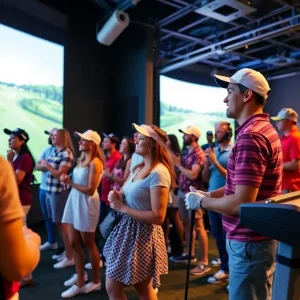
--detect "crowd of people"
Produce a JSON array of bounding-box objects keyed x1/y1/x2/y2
[{"x1": 1, "y1": 68, "x2": 300, "y2": 300}]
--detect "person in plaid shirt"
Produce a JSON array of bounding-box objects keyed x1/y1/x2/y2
[
  {"x1": 40, "y1": 128, "x2": 75, "y2": 269},
  {"x1": 170, "y1": 125, "x2": 210, "y2": 277}
]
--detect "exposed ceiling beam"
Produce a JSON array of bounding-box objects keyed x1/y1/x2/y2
[
  {"x1": 160, "y1": 15, "x2": 300, "y2": 73},
  {"x1": 157, "y1": 0, "x2": 183, "y2": 9}
]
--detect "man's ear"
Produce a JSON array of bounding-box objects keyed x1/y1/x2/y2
[{"x1": 243, "y1": 89, "x2": 253, "y2": 103}]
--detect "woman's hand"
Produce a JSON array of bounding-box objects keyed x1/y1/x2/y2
[
  {"x1": 7, "y1": 149, "x2": 15, "y2": 162},
  {"x1": 40, "y1": 159, "x2": 49, "y2": 169},
  {"x1": 60, "y1": 173, "x2": 72, "y2": 185},
  {"x1": 108, "y1": 187, "x2": 125, "y2": 212}
]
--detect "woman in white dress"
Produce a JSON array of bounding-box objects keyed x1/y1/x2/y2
[{"x1": 60, "y1": 130, "x2": 105, "y2": 298}]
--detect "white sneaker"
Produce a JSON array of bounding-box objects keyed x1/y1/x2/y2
[
  {"x1": 207, "y1": 269, "x2": 229, "y2": 283},
  {"x1": 40, "y1": 242, "x2": 58, "y2": 251},
  {"x1": 53, "y1": 257, "x2": 74, "y2": 269},
  {"x1": 211, "y1": 258, "x2": 221, "y2": 266},
  {"x1": 84, "y1": 260, "x2": 103, "y2": 270},
  {"x1": 61, "y1": 285, "x2": 86, "y2": 298},
  {"x1": 57, "y1": 253, "x2": 65, "y2": 261},
  {"x1": 64, "y1": 272, "x2": 88, "y2": 287},
  {"x1": 85, "y1": 281, "x2": 101, "y2": 294},
  {"x1": 52, "y1": 251, "x2": 65, "y2": 260}
]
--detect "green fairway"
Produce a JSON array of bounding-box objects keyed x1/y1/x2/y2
[{"x1": 0, "y1": 84, "x2": 63, "y2": 183}]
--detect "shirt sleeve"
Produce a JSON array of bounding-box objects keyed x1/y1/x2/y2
[
  {"x1": 15, "y1": 154, "x2": 33, "y2": 173},
  {"x1": 233, "y1": 133, "x2": 269, "y2": 187},
  {"x1": 193, "y1": 148, "x2": 206, "y2": 167},
  {"x1": 0, "y1": 157, "x2": 24, "y2": 223},
  {"x1": 60, "y1": 150, "x2": 74, "y2": 168},
  {"x1": 149, "y1": 165, "x2": 171, "y2": 189},
  {"x1": 288, "y1": 135, "x2": 300, "y2": 160}
]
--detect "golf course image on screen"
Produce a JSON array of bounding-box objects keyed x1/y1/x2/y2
[
  {"x1": 0, "y1": 23, "x2": 64, "y2": 183},
  {"x1": 160, "y1": 75, "x2": 234, "y2": 147}
]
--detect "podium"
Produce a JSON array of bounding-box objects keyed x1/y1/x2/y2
[{"x1": 240, "y1": 191, "x2": 300, "y2": 300}]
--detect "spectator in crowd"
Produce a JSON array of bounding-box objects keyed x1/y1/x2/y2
[
  {"x1": 271, "y1": 108, "x2": 300, "y2": 193},
  {"x1": 60, "y1": 130, "x2": 105, "y2": 298},
  {"x1": 171, "y1": 126, "x2": 210, "y2": 277},
  {"x1": 202, "y1": 121, "x2": 233, "y2": 288},
  {"x1": 104, "y1": 124, "x2": 175, "y2": 300},
  {"x1": 36, "y1": 129, "x2": 57, "y2": 252},
  {"x1": 40, "y1": 128, "x2": 75, "y2": 269}
]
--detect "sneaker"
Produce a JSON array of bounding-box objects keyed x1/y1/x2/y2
[
  {"x1": 190, "y1": 263, "x2": 211, "y2": 276},
  {"x1": 226, "y1": 284, "x2": 229, "y2": 293},
  {"x1": 64, "y1": 272, "x2": 88, "y2": 287},
  {"x1": 169, "y1": 253, "x2": 197, "y2": 264},
  {"x1": 61, "y1": 285, "x2": 86, "y2": 298},
  {"x1": 57, "y1": 253, "x2": 65, "y2": 261},
  {"x1": 85, "y1": 260, "x2": 103, "y2": 270},
  {"x1": 52, "y1": 247, "x2": 65, "y2": 259},
  {"x1": 53, "y1": 257, "x2": 74, "y2": 269},
  {"x1": 85, "y1": 281, "x2": 101, "y2": 294},
  {"x1": 40, "y1": 242, "x2": 58, "y2": 251},
  {"x1": 211, "y1": 258, "x2": 221, "y2": 266},
  {"x1": 207, "y1": 270, "x2": 229, "y2": 283}
]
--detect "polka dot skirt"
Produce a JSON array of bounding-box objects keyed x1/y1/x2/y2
[{"x1": 103, "y1": 214, "x2": 168, "y2": 288}]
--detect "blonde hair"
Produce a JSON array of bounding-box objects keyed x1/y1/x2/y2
[
  {"x1": 56, "y1": 129, "x2": 76, "y2": 157},
  {"x1": 78, "y1": 142, "x2": 105, "y2": 167}
]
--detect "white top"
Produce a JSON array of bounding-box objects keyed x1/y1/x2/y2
[{"x1": 123, "y1": 163, "x2": 171, "y2": 211}]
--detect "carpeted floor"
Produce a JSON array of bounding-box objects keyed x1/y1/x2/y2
[{"x1": 20, "y1": 223, "x2": 229, "y2": 300}]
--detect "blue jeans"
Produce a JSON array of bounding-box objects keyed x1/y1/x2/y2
[
  {"x1": 226, "y1": 238, "x2": 277, "y2": 300},
  {"x1": 208, "y1": 211, "x2": 228, "y2": 272},
  {"x1": 39, "y1": 188, "x2": 56, "y2": 244}
]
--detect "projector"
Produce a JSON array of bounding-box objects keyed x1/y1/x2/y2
[{"x1": 195, "y1": 0, "x2": 257, "y2": 23}]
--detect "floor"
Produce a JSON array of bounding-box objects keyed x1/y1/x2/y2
[{"x1": 20, "y1": 224, "x2": 229, "y2": 300}]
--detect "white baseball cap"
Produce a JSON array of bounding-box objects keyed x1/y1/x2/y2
[
  {"x1": 74, "y1": 130, "x2": 101, "y2": 145},
  {"x1": 214, "y1": 68, "x2": 270, "y2": 99},
  {"x1": 271, "y1": 108, "x2": 298, "y2": 122},
  {"x1": 179, "y1": 125, "x2": 201, "y2": 139}
]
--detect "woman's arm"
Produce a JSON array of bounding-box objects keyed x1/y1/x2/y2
[
  {"x1": 61, "y1": 159, "x2": 103, "y2": 196},
  {"x1": 111, "y1": 186, "x2": 169, "y2": 225}
]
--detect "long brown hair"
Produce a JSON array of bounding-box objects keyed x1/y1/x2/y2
[{"x1": 135, "y1": 125, "x2": 176, "y2": 189}]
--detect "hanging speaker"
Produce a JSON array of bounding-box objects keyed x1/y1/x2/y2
[{"x1": 96, "y1": 10, "x2": 130, "y2": 46}]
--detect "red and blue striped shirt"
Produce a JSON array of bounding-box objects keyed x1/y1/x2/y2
[{"x1": 223, "y1": 114, "x2": 283, "y2": 242}]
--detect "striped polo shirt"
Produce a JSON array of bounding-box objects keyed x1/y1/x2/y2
[{"x1": 223, "y1": 114, "x2": 283, "y2": 242}]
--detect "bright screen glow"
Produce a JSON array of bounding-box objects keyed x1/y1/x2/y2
[
  {"x1": 160, "y1": 75, "x2": 234, "y2": 147},
  {"x1": 0, "y1": 23, "x2": 64, "y2": 183}
]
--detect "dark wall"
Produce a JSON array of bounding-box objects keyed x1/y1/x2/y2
[
  {"x1": 265, "y1": 74, "x2": 300, "y2": 119},
  {"x1": 63, "y1": 12, "x2": 112, "y2": 135},
  {"x1": 110, "y1": 23, "x2": 155, "y2": 137}
]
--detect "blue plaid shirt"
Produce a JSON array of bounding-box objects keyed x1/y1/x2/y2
[{"x1": 46, "y1": 148, "x2": 74, "y2": 194}]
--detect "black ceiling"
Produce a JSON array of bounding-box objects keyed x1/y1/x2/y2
[{"x1": 37, "y1": 0, "x2": 300, "y2": 79}]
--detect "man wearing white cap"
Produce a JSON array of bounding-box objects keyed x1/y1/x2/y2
[
  {"x1": 170, "y1": 125, "x2": 210, "y2": 278},
  {"x1": 271, "y1": 108, "x2": 300, "y2": 193},
  {"x1": 184, "y1": 68, "x2": 283, "y2": 300}
]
